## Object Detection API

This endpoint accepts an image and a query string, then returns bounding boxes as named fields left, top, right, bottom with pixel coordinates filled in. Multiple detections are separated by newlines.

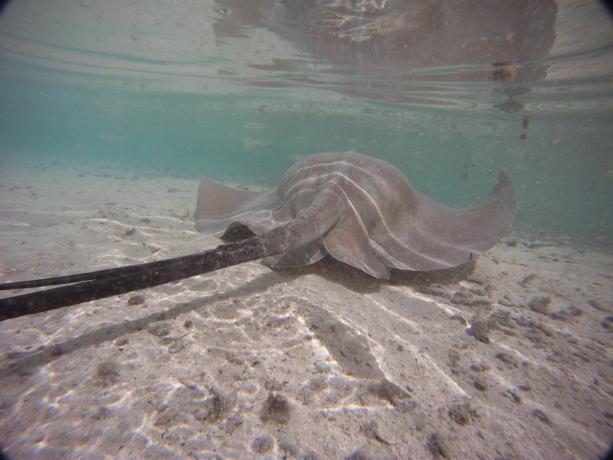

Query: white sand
left=0, top=163, right=611, bottom=459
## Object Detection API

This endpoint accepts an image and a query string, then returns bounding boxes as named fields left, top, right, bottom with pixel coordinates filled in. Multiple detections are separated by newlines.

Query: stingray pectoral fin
left=323, top=211, right=390, bottom=279
left=390, top=169, right=516, bottom=271
left=195, top=179, right=277, bottom=233
left=423, top=169, right=516, bottom=254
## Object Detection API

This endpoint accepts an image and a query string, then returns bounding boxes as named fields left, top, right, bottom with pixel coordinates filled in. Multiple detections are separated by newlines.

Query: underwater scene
left=0, top=0, right=612, bottom=459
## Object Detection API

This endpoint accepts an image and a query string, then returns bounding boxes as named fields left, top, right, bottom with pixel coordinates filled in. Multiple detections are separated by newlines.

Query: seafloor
left=0, top=162, right=611, bottom=460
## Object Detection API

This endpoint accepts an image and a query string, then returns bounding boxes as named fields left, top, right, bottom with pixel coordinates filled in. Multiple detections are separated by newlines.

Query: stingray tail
left=0, top=254, right=214, bottom=290
left=0, top=238, right=268, bottom=321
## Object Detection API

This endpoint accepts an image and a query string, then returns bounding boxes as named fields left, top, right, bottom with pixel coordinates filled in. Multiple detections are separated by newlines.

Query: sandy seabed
left=0, top=163, right=611, bottom=460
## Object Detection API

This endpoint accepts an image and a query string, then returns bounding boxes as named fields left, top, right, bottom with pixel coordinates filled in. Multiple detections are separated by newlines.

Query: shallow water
left=0, top=1, right=612, bottom=459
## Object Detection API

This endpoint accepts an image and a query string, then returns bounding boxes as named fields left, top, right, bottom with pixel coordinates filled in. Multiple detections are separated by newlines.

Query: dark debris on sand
left=260, top=392, right=291, bottom=424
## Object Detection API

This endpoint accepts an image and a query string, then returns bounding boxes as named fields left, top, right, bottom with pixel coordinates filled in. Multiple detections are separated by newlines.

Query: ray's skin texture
left=196, top=151, right=516, bottom=279
left=0, top=151, right=514, bottom=320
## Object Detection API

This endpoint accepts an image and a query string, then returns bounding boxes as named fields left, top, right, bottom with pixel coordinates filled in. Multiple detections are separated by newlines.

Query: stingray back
left=195, top=151, right=515, bottom=275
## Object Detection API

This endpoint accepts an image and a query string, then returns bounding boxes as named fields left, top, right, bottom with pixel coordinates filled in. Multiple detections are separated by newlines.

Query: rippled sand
left=0, top=163, right=611, bottom=459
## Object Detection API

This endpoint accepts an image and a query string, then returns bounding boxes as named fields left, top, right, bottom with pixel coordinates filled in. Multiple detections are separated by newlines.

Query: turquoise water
left=2, top=3, right=613, bottom=459
left=1, top=0, right=612, bottom=240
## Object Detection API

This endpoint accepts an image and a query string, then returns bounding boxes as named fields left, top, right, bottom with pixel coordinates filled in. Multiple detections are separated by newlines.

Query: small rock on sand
left=528, top=296, right=551, bottom=315
left=251, top=434, right=274, bottom=454
left=127, top=294, right=145, bottom=306
left=427, top=432, right=451, bottom=459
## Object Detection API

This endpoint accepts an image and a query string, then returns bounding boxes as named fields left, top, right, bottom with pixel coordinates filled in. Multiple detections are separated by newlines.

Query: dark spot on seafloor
left=519, top=133, right=527, bottom=140
left=532, top=408, right=551, bottom=425
left=91, top=406, right=113, bottom=420
left=469, top=363, right=489, bottom=372
left=472, top=376, right=488, bottom=392
left=147, top=322, right=170, bottom=337
left=303, top=451, right=325, bottom=460
left=345, top=448, right=372, bottom=460
left=360, top=420, right=390, bottom=445
left=260, top=392, right=291, bottom=424
left=561, top=306, right=583, bottom=318
left=451, top=290, right=491, bottom=307
left=491, top=61, right=516, bottom=82
left=466, top=319, right=491, bottom=343
left=194, top=394, right=230, bottom=423
left=601, top=316, right=613, bottom=330
left=528, top=296, right=551, bottom=315
left=213, top=6, right=231, bottom=16
left=345, top=446, right=394, bottom=460
left=448, top=349, right=461, bottom=368
left=49, top=344, right=64, bottom=357
left=519, top=273, right=537, bottom=287
left=495, top=351, right=518, bottom=368
left=95, top=360, right=121, bottom=386
left=127, top=294, right=145, bottom=306
left=154, top=412, right=172, bottom=427
left=588, top=300, right=606, bottom=312
left=427, top=432, right=451, bottom=459
left=503, top=388, right=522, bottom=404
left=495, top=98, right=524, bottom=113
left=367, top=379, right=412, bottom=405
left=450, top=314, right=467, bottom=326
left=278, top=440, right=299, bottom=458
left=251, top=435, right=274, bottom=454
left=448, top=402, right=479, bottom=426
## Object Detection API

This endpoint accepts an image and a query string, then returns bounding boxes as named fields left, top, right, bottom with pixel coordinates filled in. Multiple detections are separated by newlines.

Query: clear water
left=1, top=0, right=612, bottom=239
left=0, top=1, right=612, bottom=459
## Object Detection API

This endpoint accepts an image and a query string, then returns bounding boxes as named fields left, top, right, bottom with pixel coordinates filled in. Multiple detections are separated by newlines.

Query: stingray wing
left=323, top=210, right=391, bottom=279
left=372, top=170, right=516, bottom=272
left=194, top=179, right=281, bottom=235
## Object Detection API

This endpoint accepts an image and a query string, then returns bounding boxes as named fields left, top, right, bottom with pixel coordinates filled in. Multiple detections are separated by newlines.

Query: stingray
left=0, top=151, right=515, bottom=321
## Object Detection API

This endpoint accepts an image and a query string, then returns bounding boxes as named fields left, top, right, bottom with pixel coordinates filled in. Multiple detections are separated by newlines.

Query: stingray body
left=0, top=151, right=514, bottom=320
left=196, top=151, right=515, bottom=279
